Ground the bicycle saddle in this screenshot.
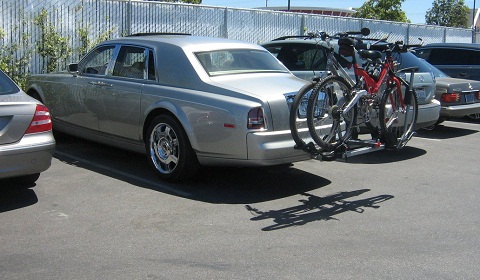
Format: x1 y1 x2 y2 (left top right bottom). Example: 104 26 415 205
358 49 382 60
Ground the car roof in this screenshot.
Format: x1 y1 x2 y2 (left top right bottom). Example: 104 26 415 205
417 43 480 50
101 34 265 52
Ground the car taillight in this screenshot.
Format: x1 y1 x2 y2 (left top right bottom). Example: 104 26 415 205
247 107 266 129
25 104 53 134
441 93 461 103
476 91 480 100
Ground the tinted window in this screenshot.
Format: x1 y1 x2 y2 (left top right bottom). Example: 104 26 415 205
196 49 288 76
79 45 115 75
428 48 480 65
0 70 19 95
147 50 156 81
264 43 327 71
113 46 147 79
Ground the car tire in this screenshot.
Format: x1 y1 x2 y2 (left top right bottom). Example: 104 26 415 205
145 115 199 182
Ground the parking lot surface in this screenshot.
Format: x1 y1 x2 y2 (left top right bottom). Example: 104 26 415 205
1 120 479 279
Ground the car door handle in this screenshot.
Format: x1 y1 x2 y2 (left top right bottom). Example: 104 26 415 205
89 81 113 87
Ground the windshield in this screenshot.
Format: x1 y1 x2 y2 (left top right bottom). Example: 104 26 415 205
0 70 20 95
195 49 288 76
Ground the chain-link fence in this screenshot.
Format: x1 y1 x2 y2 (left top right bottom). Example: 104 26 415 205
1 0 479 75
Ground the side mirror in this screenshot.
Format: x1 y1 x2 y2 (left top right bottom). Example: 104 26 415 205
68 63 79 76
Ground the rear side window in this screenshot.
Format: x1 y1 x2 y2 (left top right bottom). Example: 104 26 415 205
0 71 19 95
112 46 147 79
427 48 480 65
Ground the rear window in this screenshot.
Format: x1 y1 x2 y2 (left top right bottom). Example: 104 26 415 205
0 70 19 95
195 49 288 76
423 48 480 65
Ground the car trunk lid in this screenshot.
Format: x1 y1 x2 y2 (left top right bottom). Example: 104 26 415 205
0 95 37 145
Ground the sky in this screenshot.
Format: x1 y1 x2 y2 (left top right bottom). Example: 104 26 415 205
200 0 478 25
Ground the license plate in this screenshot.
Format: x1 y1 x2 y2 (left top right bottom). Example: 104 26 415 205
465 93 475 103
415 89 426 99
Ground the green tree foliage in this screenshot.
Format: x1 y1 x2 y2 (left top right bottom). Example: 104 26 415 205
353 0 409 23
425 0 470 28
33 9 72 73
0 27 33 89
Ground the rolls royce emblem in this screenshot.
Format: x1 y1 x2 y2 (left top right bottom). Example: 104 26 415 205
418 75 425 82
468 83 473 90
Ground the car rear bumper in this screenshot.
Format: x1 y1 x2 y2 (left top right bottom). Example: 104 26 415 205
416 100 441 129
246 130 312 165
0 132 55 179
197 129 311 166
440 102 480 118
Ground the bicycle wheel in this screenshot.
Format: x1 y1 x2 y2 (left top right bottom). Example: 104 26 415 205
379 85 418 149
289 82 319 154
306 75 355 151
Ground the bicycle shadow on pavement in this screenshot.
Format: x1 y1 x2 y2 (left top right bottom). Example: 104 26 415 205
245 189 394 231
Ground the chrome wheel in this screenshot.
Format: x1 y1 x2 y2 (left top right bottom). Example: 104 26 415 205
145 115 199 182
149 122 179 175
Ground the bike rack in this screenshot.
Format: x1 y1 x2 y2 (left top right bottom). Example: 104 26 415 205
341 139 385 160
312 139 385 162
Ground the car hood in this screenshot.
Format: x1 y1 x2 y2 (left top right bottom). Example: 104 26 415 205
0 92 38 145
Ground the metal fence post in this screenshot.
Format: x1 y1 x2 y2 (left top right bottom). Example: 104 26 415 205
300 15 305 35
406 24 410 45
126 0 132 36
223 7 228 38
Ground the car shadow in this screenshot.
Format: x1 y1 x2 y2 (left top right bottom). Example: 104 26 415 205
54 135 330 204
0 183 38 213
245 189 394 231
416 123 478 140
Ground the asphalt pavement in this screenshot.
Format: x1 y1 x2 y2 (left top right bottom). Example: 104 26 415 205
1 120 479 279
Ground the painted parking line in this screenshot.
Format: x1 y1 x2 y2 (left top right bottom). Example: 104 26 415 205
54 150 192 198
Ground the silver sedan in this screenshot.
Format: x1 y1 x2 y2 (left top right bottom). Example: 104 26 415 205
0 70 55 186
26 35 310 182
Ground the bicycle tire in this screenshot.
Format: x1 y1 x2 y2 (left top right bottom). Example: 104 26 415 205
306 75 355 151
289 82 320 154
379 85 418 149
